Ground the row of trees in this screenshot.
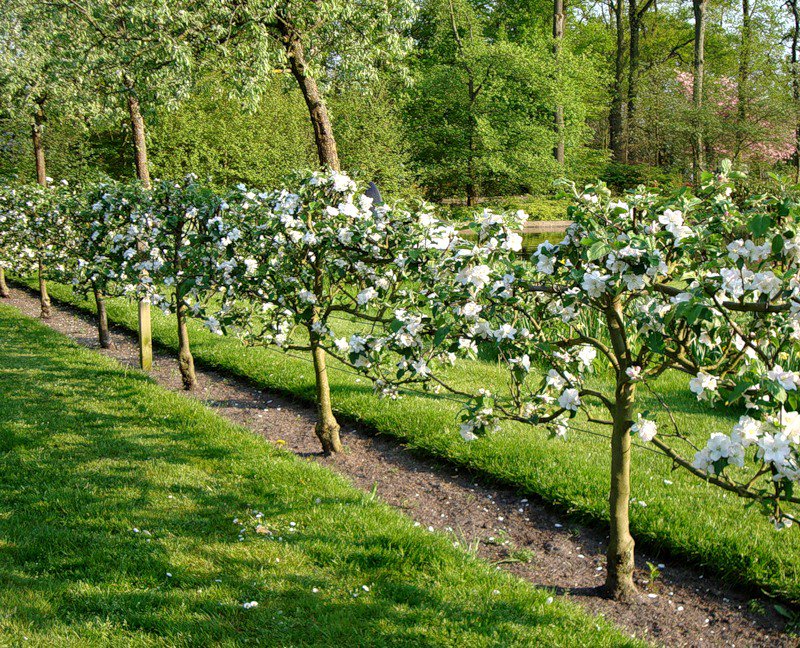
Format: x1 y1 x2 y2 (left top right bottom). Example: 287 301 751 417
2 0 799 206
2 165 799 602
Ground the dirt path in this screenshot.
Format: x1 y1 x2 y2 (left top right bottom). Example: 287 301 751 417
4 287 797 648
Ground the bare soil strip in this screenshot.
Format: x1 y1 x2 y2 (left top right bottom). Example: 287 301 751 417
4 286 797 648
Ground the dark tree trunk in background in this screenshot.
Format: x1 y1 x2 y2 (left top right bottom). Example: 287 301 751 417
93 284 112 349
692 0 707 179
735 0 751 160
553 0 566 165
282 29 340 171
626 0 654 162
32 101 51 319
609 0 627 162
125 83 154 372
790 0 800 182
627 0 641 161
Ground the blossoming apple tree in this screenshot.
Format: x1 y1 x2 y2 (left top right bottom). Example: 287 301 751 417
66 182 156 348
0 182 73 317
148 176 229 390
347 162 800 600
202 169 453 454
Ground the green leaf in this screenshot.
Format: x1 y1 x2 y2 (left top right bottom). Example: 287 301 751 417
433 325 452 348
749 214 772 237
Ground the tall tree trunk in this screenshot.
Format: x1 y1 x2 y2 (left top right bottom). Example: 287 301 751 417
790 0 800 182
692 0 707 179
553 0 566 165
32 102 51 319
0 268 9 298
605 297 637 601
467 76 478 206
609 0 627 162
93 284 112 349
126 84 154 372
282 31 340 171
627 0 641 162
735 0 751 160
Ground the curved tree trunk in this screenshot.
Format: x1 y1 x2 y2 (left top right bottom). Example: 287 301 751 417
0 268 9 298
126 84 154 372
282 31 340 171
604 297 637 601
93 284 112 349
311 340 342 454
176 300 197 390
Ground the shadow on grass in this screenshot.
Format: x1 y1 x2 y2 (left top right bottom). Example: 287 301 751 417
0 310 626 646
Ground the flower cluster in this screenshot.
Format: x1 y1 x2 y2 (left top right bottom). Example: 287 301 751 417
346 162 800 527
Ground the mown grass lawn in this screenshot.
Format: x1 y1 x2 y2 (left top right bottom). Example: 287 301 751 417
0 305 641 647
22 280 800 604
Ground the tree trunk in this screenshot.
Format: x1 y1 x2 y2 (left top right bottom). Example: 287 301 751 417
692 0 707 179
282 31 340 170
32 100 50 319
553 0 566 165
0 268 9 298
311 340 342 454
32 102 47 186
604 297 637 601
735 0 751 161
176 301 197 390
627 0 641 162
93 284 112 349
126 91 152 190
126 83 154 372
609 0 626 162
173 215 197 390
790 0 800 182
37 259 51 319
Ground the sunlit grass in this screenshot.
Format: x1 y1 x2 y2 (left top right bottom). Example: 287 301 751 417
0 304 640 647
22 278 800 603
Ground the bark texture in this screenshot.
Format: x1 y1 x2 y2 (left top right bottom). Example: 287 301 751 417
692 0 707 178
0 268 9 298
311 341 342 454
126 82 154 371
93 285 112 349
282 30 340 170
38 260 51 319
176 301 197 390
553 0 566 165
605 297 637 601
32 100 50 319
609 0 626 161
